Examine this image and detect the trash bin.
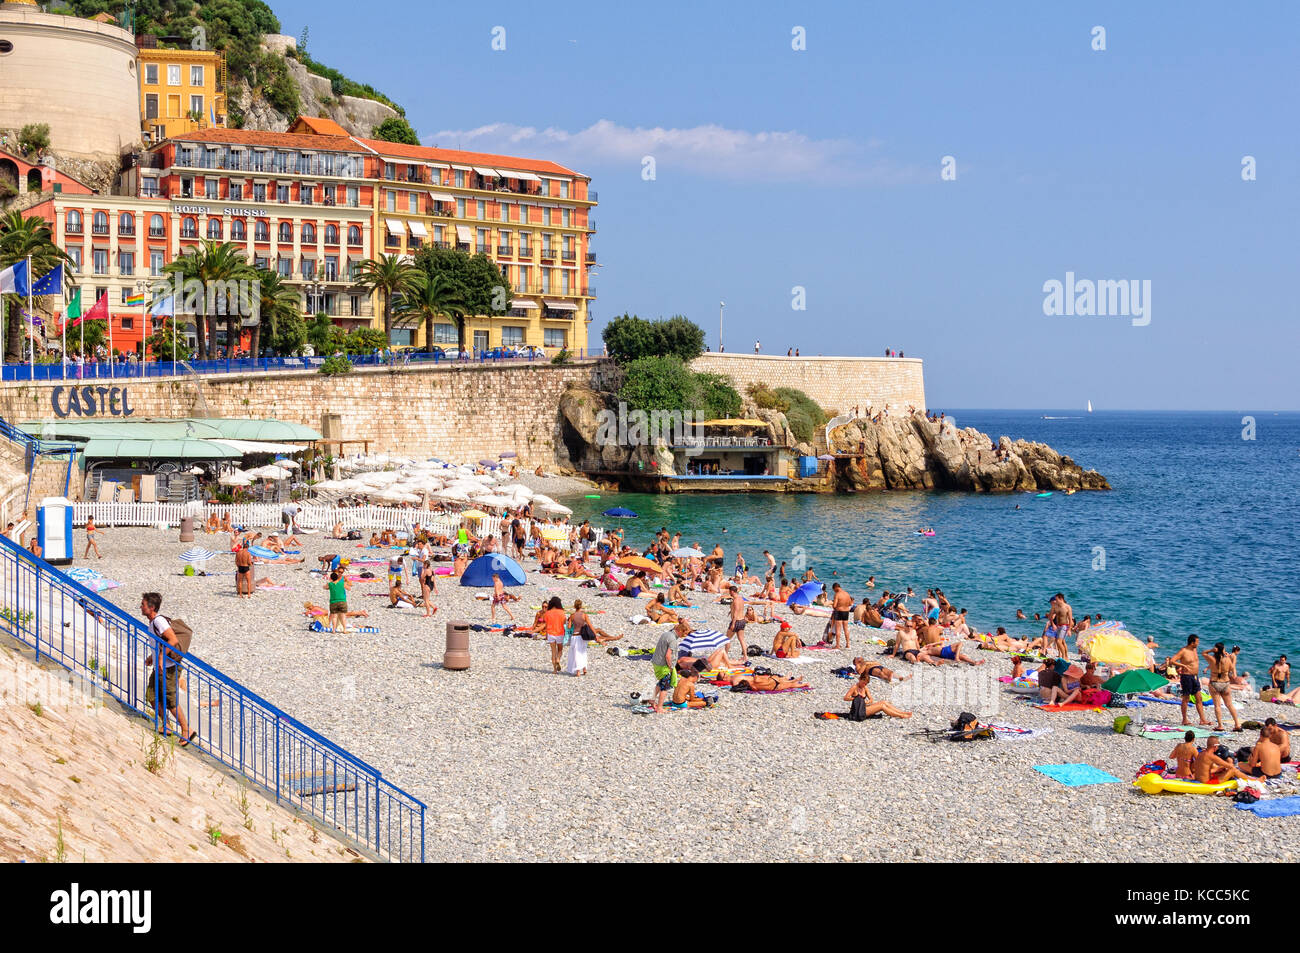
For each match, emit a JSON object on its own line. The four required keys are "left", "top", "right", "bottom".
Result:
{"left": 443, "top": 620, "right": 470, "bottom": 671}
{"left": 37, "top": 497, "right": 74, "bottom": 566}
{"left": 179, "top": 516, "right": 195, "bottom": 542}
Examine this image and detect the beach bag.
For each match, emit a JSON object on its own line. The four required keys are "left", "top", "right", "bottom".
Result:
{"left": 164, "top": 617, "right": 193, "bottom": 661}
{"left": 848, "top": 696, "right": 868, "bottom": 722}
{"left": 1112, "top": 715, "right": 1132, "bottom": 734}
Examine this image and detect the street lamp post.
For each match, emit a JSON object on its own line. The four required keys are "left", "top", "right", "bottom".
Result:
{"left": 719, "top": 301, "right": 725, "bottom": 353}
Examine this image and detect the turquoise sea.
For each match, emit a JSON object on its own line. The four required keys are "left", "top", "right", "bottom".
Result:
{"left": 561, "top": 410, "right": 1300, "bottom": 676}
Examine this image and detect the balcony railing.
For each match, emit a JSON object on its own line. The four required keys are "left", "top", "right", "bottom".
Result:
{"left": 92, "top": 224, "right": 109, "bottom": 236}
{"left": 65, "top": 224, "right": 83, "bottom": 235}
{"left": 171, "top": 154, "right": 365, "bottom": 179}
{"left": 561, "top": 249, "right": 576, "bottom": 261}
{"left": 585, "top": 252, "right": 597, "bottom": 264}
{"left": 518, "top": 247, "right": 532, "bottom": 258}
{"left": 119, "top": 226, "right": 135, "bottom": 236}
{"left": 540, "top": 248, "right": 555, "bottom": 260}
{"left": 589, "top": 190, "right": 598, "bottom": 203}
{"left": 475, "top": 244, "right": 489, "bottom": 254}
{"left": 496, "top": 245, "right": 512, "bottom": 256}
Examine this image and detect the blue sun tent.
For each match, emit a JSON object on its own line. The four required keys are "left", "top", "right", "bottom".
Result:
{"left": 459, "top": 554, "right": 527, "bottom": 587}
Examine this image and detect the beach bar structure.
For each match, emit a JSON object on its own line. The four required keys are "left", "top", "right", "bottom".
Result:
{"left": 658, "top": 419, "right": 792, "bottom": 492}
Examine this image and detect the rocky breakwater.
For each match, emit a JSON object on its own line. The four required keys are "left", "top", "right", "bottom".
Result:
{"left": 829, "top": 413, "right": 1110, "bottom": 493}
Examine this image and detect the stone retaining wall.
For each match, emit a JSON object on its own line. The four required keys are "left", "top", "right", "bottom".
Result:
{"left": 690, "top": 353, "right": 926, "bottom": 414}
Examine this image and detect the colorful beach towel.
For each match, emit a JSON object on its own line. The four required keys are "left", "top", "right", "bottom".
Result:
{"left": 1139, "top": 724, "right": 1220, "bottom": 739}
{"left": 308, "top": 620, "right": 380, "bottom": 634}
{"left": 987, "top": 722, "right": 1054, "bottom": 740}
{"left": 1234, "top": 795, "right": 1300, "bottom": 819}
{"left": 732, "top": 685, "right": 812, "bottom": 695}
{"left": 1034, "top": 763, "right": 1122, "bottom": 787}
{"left": 1034, "top": 703, "right": 1106, "bottom": 712}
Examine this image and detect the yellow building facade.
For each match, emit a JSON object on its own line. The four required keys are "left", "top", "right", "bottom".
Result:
{"left": 137, "top": 47, "right": 227, "bottom": 144}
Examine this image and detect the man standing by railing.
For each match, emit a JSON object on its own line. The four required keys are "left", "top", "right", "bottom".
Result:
{"left": 140, "top": 591, "right": 197, "bottom": 747}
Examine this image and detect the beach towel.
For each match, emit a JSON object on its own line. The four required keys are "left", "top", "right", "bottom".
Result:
{"left": 1034, "top": 764, "right": 1122, "bottom": 787}
{"left": 308, "top": 620, "right": 380, "bottom": 634}
{"left": 763, "top": 653, "right": 819, "bottom": 665}
{"left": 987, "top": 722, "right": 1053, "bottom": 740}
{"left": 255, "top": 584, "right": 294, "bottom": 591}
{"left": 732, "top": 685, "right": 812, "bottom": 695}
{"left": 608, "top": 647, "right": 653, "bottom": 659}
{"left": 1138, "top": 724, "right": 1220, "bottom": 740}
{"left": 1033, "top": 703, "right": 1106, "bottom": 712}
{"left": 1234, "top": 795, "right": 1300, "bottom": 818}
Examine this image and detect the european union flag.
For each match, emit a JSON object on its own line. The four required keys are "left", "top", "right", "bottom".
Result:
{"left": 30, "top": 264, "right": 63, "bottom": 296}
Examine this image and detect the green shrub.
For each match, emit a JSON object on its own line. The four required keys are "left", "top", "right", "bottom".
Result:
{"left": 18, "top": 123, "right": 50, "bottom": 157}
{"left": 774, "top": 387, "right": 829, "bottom": 443}
{"left": 372, "top": 117, "right": 419, "bottom": 145}
{"left": 550, "top": 348, "right": 571, "bottom": 364}
{"left": 602, "top": 314, "right": 705, "bottom": 364}
{"left": 319, "top": 354, "right": 353, "bottom": 376}
{"left": 617, "top": 355, "right": 698, "bottom": 413}
{"left": 695, "top": 372, "right": 741, "bottom": 419}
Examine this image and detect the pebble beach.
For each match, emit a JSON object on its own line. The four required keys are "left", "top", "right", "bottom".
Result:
{"left": 83, "top": 524, "right": 1299, "bottom": 863}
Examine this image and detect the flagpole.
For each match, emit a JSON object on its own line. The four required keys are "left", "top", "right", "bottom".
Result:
{"left": 26, "top": 254, "right": 33, "bottom": 378}
{"left": 61, "top": 282, "right": 66, "bottom": 381}
{"left": 108, "top": 302, "right": 114, "bottom": 380}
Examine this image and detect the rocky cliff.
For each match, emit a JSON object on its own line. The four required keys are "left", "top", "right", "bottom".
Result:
{"left": 828, "top": 413, "right": 1109, "bottom": 492}
{"left": 231, "top": 58, "right": 399, "bottom": 138}
{"left": 555, "top": 381, "right": 1110, "bottom": 493}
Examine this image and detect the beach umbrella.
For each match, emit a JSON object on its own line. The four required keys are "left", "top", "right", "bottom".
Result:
{"left": 671, "top": 547, "right": 705, "bottom": 558}
{"left": 679, "top": 628, "right": 729, "bottom": 657}
{"left": 1101, "top": 668, "right": 1169, "bottom": 695}
{"left": 178, "top": 548, "right": 222, "bottom": 562}
{"left": 478, "top": 459, "right": 497, "bottom": 468}
{"left": 615, "top": 554, "right": 663, "bottom": 573}
{"left": 540, "top": 526, "right": 570, "bottom": 542}
{"left": 531, "top": 493, "right": 556, "bottom": 505}
{"left": 538, "top": 502, "right": 572, "bottom": 516}
{"left": 817, "top": 454, "right": 835, "bottom": 461}
{"left": 218, "top": 473, "right": 253, "bottom": 487}
{"left": 1086, "top": 629, "right": 1149, "bottom": 668}
{"left": 499, "top": 451, "right": 517, "bottom": 458}
{"left": 459, "top": 553, "right": 527, "bottom": 587}
{"left": 461, "top": 509, "right": 489, "bottom": 519}
{"left": 476, "top": 494, "right": 515, "bottom": 509}
{"left": 603, "top": 507, "right": 638, "bottom": 518}
{"left": 786, "top": 582, "right": 823, "bottom": 606}
{"left": 186, "top": 466, "right": 204, "bottom": 475}
{"left": 275, "top": 458, "right": 301, "bottom": 469}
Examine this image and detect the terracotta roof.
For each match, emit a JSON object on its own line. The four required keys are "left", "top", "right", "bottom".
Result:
{"left": 161, "top": 128, "right": 360, "bottom": 152}
{"left": 289, "top": 116, "right": 350, "bottom": 137}
{"left": 356, "top": 138, "right": 583, "bottom": 178}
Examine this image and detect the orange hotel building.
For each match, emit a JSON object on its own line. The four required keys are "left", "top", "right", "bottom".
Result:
{"left": 23, "top": 116, "right": 595, "bottom": 356}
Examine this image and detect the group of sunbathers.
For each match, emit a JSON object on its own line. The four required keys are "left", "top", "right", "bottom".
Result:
{"left": 1169, "top": 718, "right": 1291, "bottom": 783}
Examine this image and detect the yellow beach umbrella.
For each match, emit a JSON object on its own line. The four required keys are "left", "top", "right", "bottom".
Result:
{"left": 540, "top": 526, "right": 569, "bottom": 542}
{"left": 615, "top": 555, "right": 665, "bottom": 573}
{"left": 1086, "top": 629, "right": 1148, "bottom": 668}
{"left": 461, "top": 509, "right": 489, "bottom": 519}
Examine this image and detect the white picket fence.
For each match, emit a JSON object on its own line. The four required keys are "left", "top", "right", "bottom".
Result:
{"left": 70, "top": 501, "right": 592, "bottom": 551}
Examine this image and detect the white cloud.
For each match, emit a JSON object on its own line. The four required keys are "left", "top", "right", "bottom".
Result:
{"left": 423, "top": 119, "right": 920, "bottom": 184}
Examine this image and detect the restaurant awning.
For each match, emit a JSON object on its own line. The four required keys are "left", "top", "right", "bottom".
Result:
{"left": 407, "top": 221, "right": 428, "bottom": 238}
{"left": 509, "top": 299, "right": 539, "bottom": 309}
{"left": 695, "top": 419, "right": 770, "bottom": 427}
{"left": 455, "top": 224, "right": 473, "bottom": 242}
{"left": 542, "top": 299, "right": 578, "bottom": 311}
{"left": 194, "top": 419, "right": 321, "bottom": 441}
{"left": 82, "top": 438, "right": 242, "bottom": 460}
{"left": 209, "top": 439, "right": 309, "bottom": 455}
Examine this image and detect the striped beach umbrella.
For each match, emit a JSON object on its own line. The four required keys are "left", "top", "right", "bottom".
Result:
{"left": 179, "top": 548, "right": 223, "bottom": 562}
{"left": 679, "top": 627, "right": 729, "bottom": 657}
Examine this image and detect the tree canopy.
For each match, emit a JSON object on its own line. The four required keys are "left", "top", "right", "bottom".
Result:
{"left": 372, "top": 117, "right": 419, "bottom": 145}
{"left": 617, "top": 356, "right": 742, "bottom": 420}
{"left": 602, "top": 314, "right": 705, "bottom": 364}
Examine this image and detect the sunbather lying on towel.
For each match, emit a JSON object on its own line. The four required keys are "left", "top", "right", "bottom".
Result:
{"left": 921, "top": 640, "right": 985, "bottom": 665}
{"left": 727, "top": 672, "right": 810, "bottom": 692}
{"left": 645, "top": 594, "right": 680, "bottom": 624}
{"left": 852, "top": 656, "right": 910, "bottom": 683}
{"left": 302, "top": 601, "right": 369, "bottom": 619}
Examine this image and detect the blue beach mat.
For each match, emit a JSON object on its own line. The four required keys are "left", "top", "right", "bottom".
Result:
{"left": 1034, "top": 763, "right": 1122, "bottom": 787}
{"left": 1234, "top": 796, "right": 1300, "bottom": 819}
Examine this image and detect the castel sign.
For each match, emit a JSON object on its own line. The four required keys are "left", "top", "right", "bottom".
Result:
{"left": 50, "top": 385, "right": 135, "bottom": 418}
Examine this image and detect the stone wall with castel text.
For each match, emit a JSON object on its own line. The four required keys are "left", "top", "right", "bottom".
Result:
{"left": 0, "top": 360, "right": 615, "bottom": 467}
{"left": 690, "top": 353, "right": 926, "bottom": 415}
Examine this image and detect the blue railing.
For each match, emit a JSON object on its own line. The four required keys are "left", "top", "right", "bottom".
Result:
{"left": 0, "top": 534, "right": 426, "bottom": 862}
{"left": 0, "top": 348, "right": 599, "bottom": 381}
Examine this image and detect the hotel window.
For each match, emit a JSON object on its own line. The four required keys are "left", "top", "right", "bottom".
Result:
{"left": 254, "top": 255, "right": 268, "bottom": 270}
{"left": 562, "top": 208, "right": 571, "bottom": 227}
{"left": 231, "top": 219, "right": 246, "bottom": 240}
{"left": 540, "top": 269, "right": 550, "bottom": 294}
{"left": 278, "top": 222, "right": 291, "bottom": 242}
{"left": 92, "top": 211, "right": 108, "bottom": 234}
{"left": 347, "top": 225, "right": 361, "bottom": 245}
{"left": 150, "top": 251, "right": 164, "bottom": 276}
{"left": 167, "top": 64, "right": 181, "bottom": 86}
{"left": 476, "top": 228, "right": 487, "bottom": 252}
{"left": 322, "top": 184, "right": 335, "bottom": 205}
{"left": 324, "top": 255, "right": 338, "bottom": 280}
{"left": 433, "top": 323, "right": 457, "bottom": 344}
{"left": 253, "top": 183, "right": 266, "bottom": 203}
{"left": 92, "top": 250, "right": 108, "bottom": 275}
{"left": 277, "top": 258, "right": 290, "bottom": 277}
{"left": 67, "top": 247, "right": 81, "bottom": 273}
{"left": 519, "top": 234, "right": 530, "bottom": 256}
{"left": 543, "top": 207, "right": 551, "bottom": 226}
{"left": 499, "top": 203, "right": 509, "bottom": 223}
{"left": 454, "top": 170, "right": 465, "bottom": 187}
{"left": 544, "top": 328, "right": 566, "bottom": 348}
{"left": 302, "top": 223, "right": 316, "bottom": 243}
{"left": 501, "top": 326, "right": 525, "bottom": 346}
{"left": 383, "top": 162, "right": 395, "bottom": 180}
{"left": 323, "top": 155, "right": 335, "bottom": 176}
{"left": 499, "top": 231, "right": 511, "bottom": 253}
{"left": 144, "top": 93, "right": 158, "bottom": 120}
{"left": 145, "top": 64, "right": 158, "bottom": 85}
{"left": 118, "top": 251, "right": 134, "bottom": 275}
{"left": 408, "top": 191, "right": 417, "bottom": 213}
{"left": 120, "top": 317, "right": 134, "bottom": 330}
{"left": 386, "top": 191, "right": 396, "bottom": 212}
{"left": 95, "top": 287, "right": 107, "bottom": 301}
{"left": 346, "top": 185, "right": 359, "bottom": 207}
{"left": 519, "top": 203, "right": 529, "bottom": 223}
{"left": 229, "top": 182, "right": 242, "bottom": 200}
{"left": 181, "top": 217, "right": 197, "bottom": 238}
{"left": 141, "top": 176, "right": 159, "bottom": 197}
{"left": 254, "top": 220, "right": 269, "bottom": 241}
{"left": 560, "top": 181, "right": 570, "bottom": 198}
{"left": 276, "top": 184, "right": 289, "bottom": 203}
{"left": 204, "top": 179, "right": 218, "bottom": 199}
{"left": 350, "top": 295, "right": 360, "bottom": 316}
{"left": 456, "top": 198, "right": 466, "bottom": 217}
{"left": 325, "top": 225, "right": 338, "bottom": 244}
{"left": 300, "top": 184, "right": 314, "bottom": 205}
{"left": 206, "top": 219, "right": 222, "bottom": 239}
{"left": 190, "top": 65, "right": 204, "bottom": 86}
{"left": 476, "top": 200, "right": 485, "bottom": 219}
{"left": 561, "top": 271, "right": 570, "bottom": 294}
{"left": 302, "top": 258, "right": 316, "bottom": 278}
{"left": 65, "top": 210, "right": 82, "bottom": 233}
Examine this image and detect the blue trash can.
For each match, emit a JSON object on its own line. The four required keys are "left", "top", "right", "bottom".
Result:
{"left": 38, "top": 497, "right": 74, "bottom": 566}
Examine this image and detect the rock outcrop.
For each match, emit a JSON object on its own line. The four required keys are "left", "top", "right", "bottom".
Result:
{"left": 828, "top": 413, "right": 1109, "bottom": 492}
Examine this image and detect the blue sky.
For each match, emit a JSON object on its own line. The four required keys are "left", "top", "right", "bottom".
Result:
{"left": 275, "top": 0, "right": 1297, "bottom": 409}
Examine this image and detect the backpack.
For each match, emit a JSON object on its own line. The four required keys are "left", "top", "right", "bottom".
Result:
{"left": 848, "top": 696, "right": 868, "bottom": 722}
{"left": 164, "top": 617, "right": 193, "bottom": 661}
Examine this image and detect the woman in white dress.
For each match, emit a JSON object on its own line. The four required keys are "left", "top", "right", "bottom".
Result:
{"left": 565, "top": 600, "right": 591, "bottom": 676}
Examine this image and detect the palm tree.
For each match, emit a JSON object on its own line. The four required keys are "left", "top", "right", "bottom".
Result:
{"left": 163, "top": 241, "right": 255, "bottom": 360}
{"left": 353, "top": 253, "right": 418, "bottom": 346}
{"left": 395, "top": 271, "right": 466, "bottom": 355}
{"left": 250, "top": 269, "right": 299, "bottom": 359}
{"left": 0, "top": 210, "right": 72, "bottom": 363}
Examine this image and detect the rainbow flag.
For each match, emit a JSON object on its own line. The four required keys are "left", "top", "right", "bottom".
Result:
{"left": 124, "top": 290, "right": 146, "bottom": 307}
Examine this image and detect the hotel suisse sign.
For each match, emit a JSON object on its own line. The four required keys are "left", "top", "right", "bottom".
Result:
{"left": 172, "top": 204, "right": 271, "bottom": 217}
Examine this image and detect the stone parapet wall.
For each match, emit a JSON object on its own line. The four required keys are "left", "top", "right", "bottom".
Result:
{"left": 690, "top": 353, "right": 926, "bottom": 415}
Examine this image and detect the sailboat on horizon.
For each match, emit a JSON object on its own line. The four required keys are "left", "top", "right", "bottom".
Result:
{"left": 1087, "top": 399, "right": 1093, "bottom": 413}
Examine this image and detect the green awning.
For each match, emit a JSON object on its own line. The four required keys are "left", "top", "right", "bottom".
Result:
{"left": 81, "top": 438, "right": 243, "bottom": 460}
{"left": 21, "top": 419, "right": 226, "bottom": 441}
{"left": 184, "top": 419, "right": 321, "bottom": 441}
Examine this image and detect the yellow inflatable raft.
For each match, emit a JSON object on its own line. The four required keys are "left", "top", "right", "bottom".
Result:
{"left": 1134, "top": 772, "right": 1238, "bottom": 795}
